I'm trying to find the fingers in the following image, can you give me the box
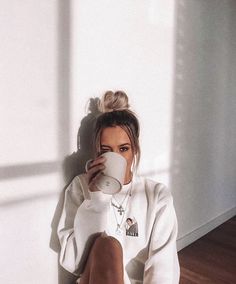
[88,156,106,171]
[86,156,106,188]
[88,165,104,183]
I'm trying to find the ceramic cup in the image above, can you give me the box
[86,152,127,194]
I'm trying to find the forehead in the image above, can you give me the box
[100,126,131,145]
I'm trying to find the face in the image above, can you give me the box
[100,126,135,184]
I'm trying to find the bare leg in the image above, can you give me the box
[79,235,124,284]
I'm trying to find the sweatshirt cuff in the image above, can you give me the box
[83,191,111,212]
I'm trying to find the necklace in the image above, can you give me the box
[111,185,131,215]
[111,202,125,215]
[111,182,132,235]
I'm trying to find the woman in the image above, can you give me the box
[58,91,180,283]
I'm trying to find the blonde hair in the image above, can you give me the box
[94,90,140,169]
[98,90,130,112]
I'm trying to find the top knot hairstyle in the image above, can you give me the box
[94,90,141,169]
[98,90,130,113]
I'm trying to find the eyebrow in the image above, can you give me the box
[101,143,131,148]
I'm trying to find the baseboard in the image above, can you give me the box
[177,206,236,251]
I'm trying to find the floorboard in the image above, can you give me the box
[178,216,236,284]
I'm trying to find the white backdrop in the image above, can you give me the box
[1,1,236,283]
[70,0,175,185]
[0,1,175,283]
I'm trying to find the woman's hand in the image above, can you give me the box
[85,156,106,192]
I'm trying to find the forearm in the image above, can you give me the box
[73,191,112,268]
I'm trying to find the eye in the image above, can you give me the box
[120,146,129,152]
[100,148,111,154]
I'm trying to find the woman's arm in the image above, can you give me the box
[143,186,180,284]
[57,175,112,275]
[57,177,85,274]
[57,156,108,274]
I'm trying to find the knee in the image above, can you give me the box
[92,235,123,261]
[85,235,124,283]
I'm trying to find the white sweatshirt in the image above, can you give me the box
[57,174,180,284]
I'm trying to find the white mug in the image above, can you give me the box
[86,152,127,194]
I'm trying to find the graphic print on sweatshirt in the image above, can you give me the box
[125,216,138,237]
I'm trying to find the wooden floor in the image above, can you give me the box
[178,216,236,284]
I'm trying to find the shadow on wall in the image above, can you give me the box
[50,2,102,282]
[63,97,101,185]
[50,98,101,284]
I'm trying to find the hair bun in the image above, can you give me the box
[98,90,130,113]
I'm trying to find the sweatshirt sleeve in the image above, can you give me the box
[143,185,180,284]
[57,175,111,275]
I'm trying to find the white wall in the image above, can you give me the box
[0,1,61,283]
[1,0,235,283]
[0,1,175,283]
[70,0,175,185]
[172,0,236,250]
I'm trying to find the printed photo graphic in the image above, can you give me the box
[126,217,138,237]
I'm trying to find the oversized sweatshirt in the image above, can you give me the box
[57,174,180,284]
